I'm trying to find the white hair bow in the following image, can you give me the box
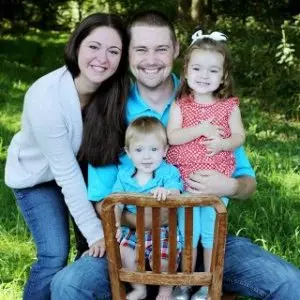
[191,29,227,45]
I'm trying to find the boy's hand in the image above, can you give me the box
[151,187,170,201]
[87,238,106,257]
[115,222,122,242]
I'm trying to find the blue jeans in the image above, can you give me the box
[51,236,299,299]
[14,181,70,300]
[222,236,300,299]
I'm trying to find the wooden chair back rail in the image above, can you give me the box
[101,193,228,300]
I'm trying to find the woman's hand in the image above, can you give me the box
[88,238,106,257]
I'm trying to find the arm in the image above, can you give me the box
[222,106,245,151]
[186,146,256,200]
[27,93,103,247]
[167,102,223,145]
[204,106,246,155]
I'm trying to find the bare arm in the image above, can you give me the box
[167,102,222,145]
[222,106,245,151]
[186,170,256,200]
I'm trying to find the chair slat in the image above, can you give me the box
[168,208,177,273]
[152,207,161,273]
[183,207,193,273]
[136,206,145,272]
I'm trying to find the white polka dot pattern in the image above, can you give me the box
[167,95,239,188]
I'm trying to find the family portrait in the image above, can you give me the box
[1,1,299,299]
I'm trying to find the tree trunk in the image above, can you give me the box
[191,0,205,23]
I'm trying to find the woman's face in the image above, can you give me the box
[76,26,122,91]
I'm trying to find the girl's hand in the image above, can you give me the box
[151,187,170,201]
[198,118,223,138]
[203,136,225,156]
[88,238,106,257]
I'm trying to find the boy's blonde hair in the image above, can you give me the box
[125,116,167,149]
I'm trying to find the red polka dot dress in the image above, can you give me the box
[167,95,239,189]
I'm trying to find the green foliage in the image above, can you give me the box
[210,15,300,120]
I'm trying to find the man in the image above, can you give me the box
[51,10,300,300]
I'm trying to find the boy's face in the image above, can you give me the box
[126,133,167,175]
[129,25,179,89]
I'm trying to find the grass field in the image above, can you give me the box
[0,30,299,299]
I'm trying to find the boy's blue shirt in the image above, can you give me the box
[88,74,255,201]
[111,160,184,213]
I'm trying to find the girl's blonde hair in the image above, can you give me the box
[125,116,167,149]
[177,37,234,100]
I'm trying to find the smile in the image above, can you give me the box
[90,65,107,72]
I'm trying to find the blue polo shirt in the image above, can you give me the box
[112,161,184,213]
[88,74,255,201]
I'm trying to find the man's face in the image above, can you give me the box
[129,26,179,89]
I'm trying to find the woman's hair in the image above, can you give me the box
[177,37,234,100]
[125,116,167,149]
[65,13,130,166]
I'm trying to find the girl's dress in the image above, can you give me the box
[167,95,239,248]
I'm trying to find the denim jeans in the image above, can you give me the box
[51,235,300,299]
[222,235,300,299]
[14,181,70,300]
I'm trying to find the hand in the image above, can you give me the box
[203,136,225,156]
[198,118,224,138]
[151,187,170,201]
[186,169,238,197]
[115,223,122,242]
[87,238,106,257]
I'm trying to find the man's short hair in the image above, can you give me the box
[127,10,177,44]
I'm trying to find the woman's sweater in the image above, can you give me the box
[5,66,103,246]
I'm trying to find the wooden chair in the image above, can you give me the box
[101,193,234,300]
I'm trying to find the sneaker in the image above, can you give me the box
[172,286,192,300]
[191,286,209,300]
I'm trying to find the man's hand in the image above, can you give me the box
[87,238,106,257]
[186,169,238,197]
[186,170,256,200]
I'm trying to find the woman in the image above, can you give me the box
[5,12,129,300]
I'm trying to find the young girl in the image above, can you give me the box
[167,30,245,300]
[100,116,183,300]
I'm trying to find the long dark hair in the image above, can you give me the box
[64,13,130,166]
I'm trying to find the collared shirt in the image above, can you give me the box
[88,74,255,201]
[112,161,183,213]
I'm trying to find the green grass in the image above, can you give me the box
[0,30,299,299]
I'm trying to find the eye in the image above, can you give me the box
[192,67,200,71]
[157,47,168,53]
[109,49,120,55]
[135,148,142,153]
[89,45,98,50]
[210,69,220,73]
[136,48,146,53]
[151,147,158,152]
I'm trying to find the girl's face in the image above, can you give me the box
[126,133,167,175]
[76,26,122,92]
[186,49,224,99]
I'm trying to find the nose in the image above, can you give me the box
[96,48,108,63]
[199,69,209,78]
[146,50,157,65]
[143,149,151,159]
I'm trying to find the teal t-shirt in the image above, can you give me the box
[88,74,255,201]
